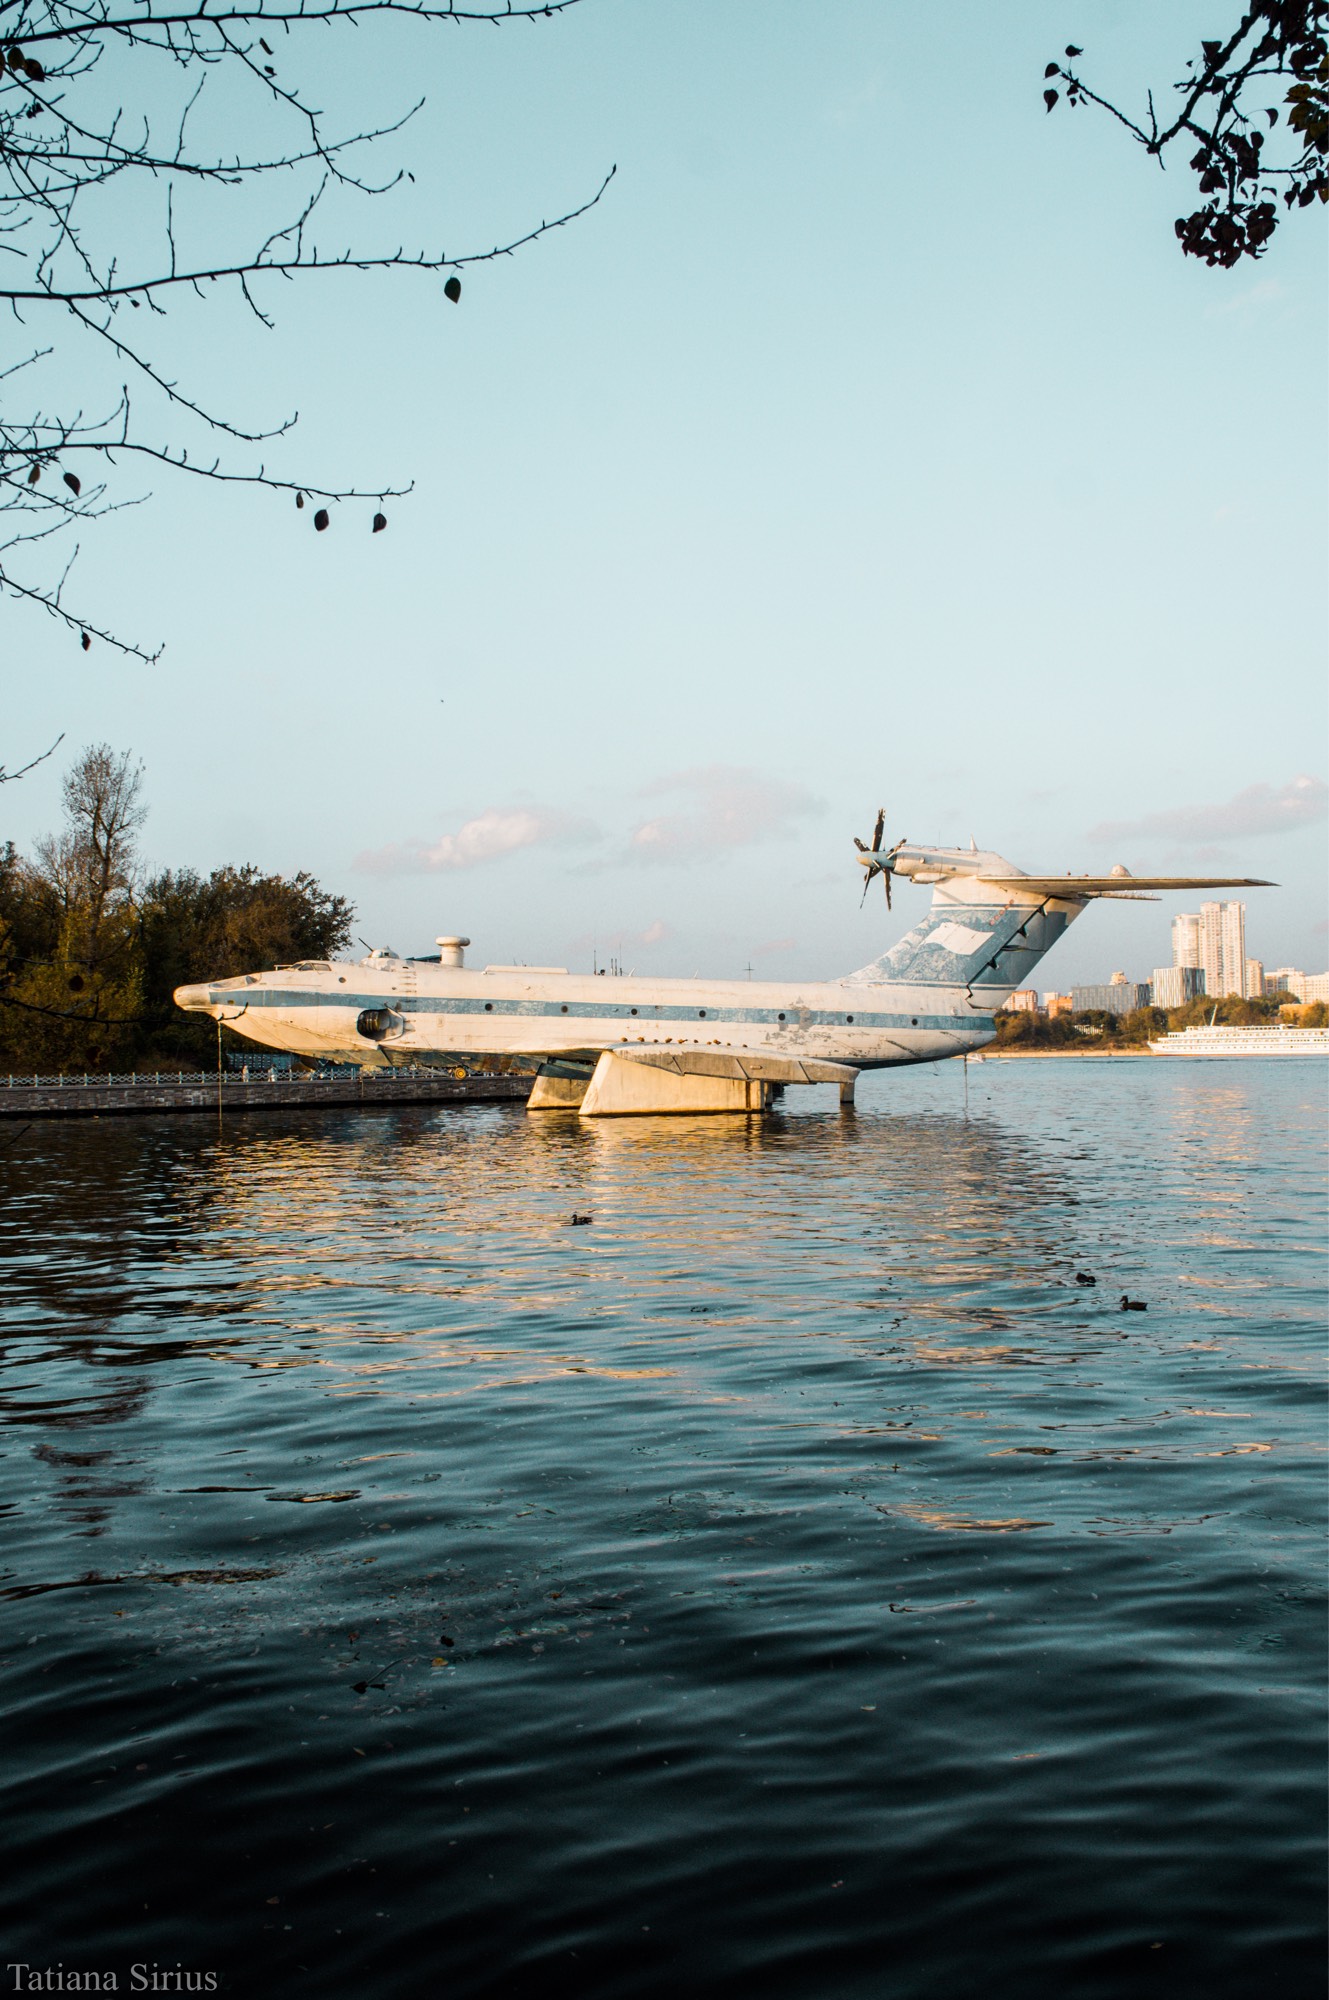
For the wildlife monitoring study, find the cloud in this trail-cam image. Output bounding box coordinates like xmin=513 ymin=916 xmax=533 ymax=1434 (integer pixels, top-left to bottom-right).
xmin=356 ymin=805 xmax=598 ymax=875
xmin=1088 ymin=775 xmax=1327 ymax=848
xmin=569 ymin=918 xmax=674 ymax=956
xmin=628 ymin=766 xmax=820 ymax=863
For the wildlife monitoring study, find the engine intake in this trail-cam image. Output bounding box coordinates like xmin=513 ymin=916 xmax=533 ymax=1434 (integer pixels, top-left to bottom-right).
xmin=356 ymin=1007 xmax=400 ymax=1042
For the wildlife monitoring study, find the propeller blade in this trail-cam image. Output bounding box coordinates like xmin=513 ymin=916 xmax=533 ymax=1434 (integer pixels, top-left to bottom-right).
xmin=859 ymin=867 xmax=875 ymax=908
xmin=853 ymin=836 xmax=868 ymax=853
xmin=871 ymin=807 xmax=885 ymax=853
xmin=884 ymin=870 xmax=892 ymax=912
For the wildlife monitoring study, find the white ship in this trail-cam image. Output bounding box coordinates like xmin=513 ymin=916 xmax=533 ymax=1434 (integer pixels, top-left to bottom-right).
xmin=1148 ymin=1023 xmax=1329 ymax=1058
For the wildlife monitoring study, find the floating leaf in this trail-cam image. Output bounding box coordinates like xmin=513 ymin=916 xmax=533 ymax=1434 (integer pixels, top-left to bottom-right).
xmin=1044 ymin=87 xmax=1059 ymax=112
xmin=444 ymin=275 xmax=462 ymax=304
xmin=372 ymin=512 xmax=386 ymax=533
xmin=63 ymin=471 xmax=81 ymax=496
xmin=314 ymin=508 xmax=330 ymax=531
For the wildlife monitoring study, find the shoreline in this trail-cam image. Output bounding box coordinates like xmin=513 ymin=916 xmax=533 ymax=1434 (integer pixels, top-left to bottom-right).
xmin=980 ymin=1047 xmax=1152 ymax=1060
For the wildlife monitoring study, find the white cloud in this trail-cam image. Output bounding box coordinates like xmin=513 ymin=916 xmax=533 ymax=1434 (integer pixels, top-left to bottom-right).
xmin=1088 ymin=775 xmax=1327 ymax=849
xmin=628 ymin=765 xmax=820 ymax=863
xmin=356 ymin=805 xmax=598 ymax=875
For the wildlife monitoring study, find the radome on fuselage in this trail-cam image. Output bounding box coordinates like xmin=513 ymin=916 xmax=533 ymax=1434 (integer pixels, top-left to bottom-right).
xmin=174 ymin=835 xmax=1272 ymax=1116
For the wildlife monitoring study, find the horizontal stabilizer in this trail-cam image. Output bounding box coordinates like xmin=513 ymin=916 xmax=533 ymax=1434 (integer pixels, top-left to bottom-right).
xmin=609 ymin=1045 xmax=856 ymax=1085
xmin=976 ymin=875 xmax=1275 ymax=897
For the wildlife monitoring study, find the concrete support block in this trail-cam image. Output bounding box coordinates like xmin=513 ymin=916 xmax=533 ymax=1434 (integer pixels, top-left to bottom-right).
xmin=839 ymin=1074 xmax=857 ymax=1107
xmin=526 ymin=1069 xmax=591 ymax=1111
xmin=579 ymin=1052 xmax=769 ymax=1118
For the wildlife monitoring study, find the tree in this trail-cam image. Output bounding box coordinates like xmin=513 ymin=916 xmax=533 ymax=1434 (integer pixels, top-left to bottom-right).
xmin=0 ymin=0 xmax=611 ymax=661
xmin=1045 ymin=4 xmax=1328 ymax=266
xmin=36 ymin=741 xmax=145 ymax=975
xmin=0 ymin=742 xmax=354 ymax=1067
xmin=137 ymin=862 xmax=354 ymax=1061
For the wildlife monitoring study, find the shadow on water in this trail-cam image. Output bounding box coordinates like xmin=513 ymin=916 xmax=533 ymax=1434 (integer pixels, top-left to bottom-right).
xmin=0 ymin=1069 xmax=1324 ymax=1999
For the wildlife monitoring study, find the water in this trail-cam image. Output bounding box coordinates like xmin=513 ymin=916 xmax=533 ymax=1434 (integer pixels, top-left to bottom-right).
xmin=1 ymin=1059 xmax=1324 ymax=1999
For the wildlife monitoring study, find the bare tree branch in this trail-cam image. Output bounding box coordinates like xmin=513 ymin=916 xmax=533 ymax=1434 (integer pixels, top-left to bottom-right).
xmin=0 ymin=730 xmax=64 ymax=782
xmin=0 ymin=0 xmax=612 ymax=658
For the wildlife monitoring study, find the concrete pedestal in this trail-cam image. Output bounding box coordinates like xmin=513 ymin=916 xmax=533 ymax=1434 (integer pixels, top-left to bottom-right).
xmin=526 ymin=1069 xmax=591 ymax=1111
xmin=579 ymin=1052 xmax=769 ymax=1117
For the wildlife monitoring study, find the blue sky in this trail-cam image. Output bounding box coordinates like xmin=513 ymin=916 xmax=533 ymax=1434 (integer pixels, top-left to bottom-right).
xmin=4 ymin=0 xmax=1326 ymax=986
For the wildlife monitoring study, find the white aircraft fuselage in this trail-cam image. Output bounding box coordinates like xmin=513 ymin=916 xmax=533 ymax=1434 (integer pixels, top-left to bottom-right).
xmin=174 ymin=843 xmax=1272 ymax=1115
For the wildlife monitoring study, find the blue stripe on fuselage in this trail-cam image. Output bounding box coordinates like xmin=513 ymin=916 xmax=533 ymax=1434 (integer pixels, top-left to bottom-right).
xmin=224 ymin=990 xmax=993 ymax=1033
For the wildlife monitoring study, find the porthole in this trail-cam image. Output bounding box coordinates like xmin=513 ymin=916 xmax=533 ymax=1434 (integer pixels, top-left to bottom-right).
xmin=630 ymin=1007 xmax=638 ymax=1016
xmin=699 ymin=1009 xmax=707 ymax=1018
xmin=778 ymin=1012 xmax=786 ymax=1022
xmin=484 ymin=1002 xmax=493 ymax=1012
xmin=561 ymin=1004 xmax=568 ymax=1014
xmin=338 ymin=976 xmax=346 ymax=985
xmin=846 ymin=1014 xmax=854 ymax=1024
xmin=911 ymin=1017 xmax=918 ymax=1026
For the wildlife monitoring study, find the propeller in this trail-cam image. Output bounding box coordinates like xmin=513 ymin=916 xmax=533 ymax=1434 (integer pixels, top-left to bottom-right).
xmin=853 ymin=807 xmax=907 ymax=910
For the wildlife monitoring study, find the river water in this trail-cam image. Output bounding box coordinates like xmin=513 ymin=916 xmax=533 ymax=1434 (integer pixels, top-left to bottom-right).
xmin=1 ymin=1059 xmax=1324 ymax=1999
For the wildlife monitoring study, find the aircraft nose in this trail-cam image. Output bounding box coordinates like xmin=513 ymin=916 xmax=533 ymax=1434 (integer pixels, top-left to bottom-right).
xmin=174 ymin=983 xmax=214 ymax=1013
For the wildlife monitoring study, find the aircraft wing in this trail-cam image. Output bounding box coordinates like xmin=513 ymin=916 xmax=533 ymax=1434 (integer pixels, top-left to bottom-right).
xmin=606 ymin=1046 xmax=857 ymax=1085
xmin=977 ymin=875 xmax=1275 ymax=897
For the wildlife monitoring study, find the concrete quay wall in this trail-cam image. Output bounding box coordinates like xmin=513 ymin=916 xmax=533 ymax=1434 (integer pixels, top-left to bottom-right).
xmin=0 ymin=1072 xmax=533 ymax=1119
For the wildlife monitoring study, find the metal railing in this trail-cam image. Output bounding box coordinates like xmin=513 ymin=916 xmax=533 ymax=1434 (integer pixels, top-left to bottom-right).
xmin=1 ymin=1066 xmax=466 ymax=1088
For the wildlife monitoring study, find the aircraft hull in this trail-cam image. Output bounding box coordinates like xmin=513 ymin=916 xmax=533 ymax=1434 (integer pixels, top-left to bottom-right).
xmin=177 ymin=965 xmax=996 ymax=1072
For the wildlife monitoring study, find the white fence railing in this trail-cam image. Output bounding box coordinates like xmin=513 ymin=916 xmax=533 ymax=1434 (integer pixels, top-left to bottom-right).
xmin=2 ymin=1067 xmax=455 ymax=1088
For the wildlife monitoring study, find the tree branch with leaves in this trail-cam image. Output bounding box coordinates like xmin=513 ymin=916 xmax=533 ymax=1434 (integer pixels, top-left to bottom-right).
xmin=1044 ymin=3 xmax=1328 ymax=266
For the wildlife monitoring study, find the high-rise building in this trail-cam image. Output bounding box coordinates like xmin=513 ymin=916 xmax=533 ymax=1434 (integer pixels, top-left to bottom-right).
xmin=1152 ymin=965 xmax=1205 ymax=1009
xmin=1199 ymin=900 xmax=1247 ymax=998
xmin=1172 ymin=912 xmax=1202 ymax=969
xmin=1000 ymin=989 xmax=1039 ymax=1014
xmin=1303 ymin=972 xmax=1329 ymax=1004
xmin=1266 ymin=967 xmax=1307 ymax=998
xmin=1245 ymin=958 xmax=1264 ymax=998
xmin=1071 ymin=982 xmax=1150 ymax=1016
xmin=1045 ymin=993 xmax=1074 ymax=1018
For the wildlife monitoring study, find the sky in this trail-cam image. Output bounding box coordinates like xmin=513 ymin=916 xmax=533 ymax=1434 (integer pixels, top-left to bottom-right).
xmin=3 ymin=0 xmax=1326 ymax=988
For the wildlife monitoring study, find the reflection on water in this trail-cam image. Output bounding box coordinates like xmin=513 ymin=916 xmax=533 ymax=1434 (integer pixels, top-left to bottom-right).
xmin=0 ymin=1062 xmax=1324 ymax=2000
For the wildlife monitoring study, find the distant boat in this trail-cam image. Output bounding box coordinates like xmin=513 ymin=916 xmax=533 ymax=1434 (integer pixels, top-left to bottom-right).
xmin=1148 ymin=1023 xmax=1329 ymax=1058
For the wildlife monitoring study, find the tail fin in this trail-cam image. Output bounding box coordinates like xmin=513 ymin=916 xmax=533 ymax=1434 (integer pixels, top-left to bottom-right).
xmin=843 ymin=841 xmax=1274 ymax=995
xmin=843 ymin=847 xmax=1081 ymax=994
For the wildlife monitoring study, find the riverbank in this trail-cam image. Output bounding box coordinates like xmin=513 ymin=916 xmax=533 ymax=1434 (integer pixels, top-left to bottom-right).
xmin=981 ymin=1046 xmax=1152 ymax=1060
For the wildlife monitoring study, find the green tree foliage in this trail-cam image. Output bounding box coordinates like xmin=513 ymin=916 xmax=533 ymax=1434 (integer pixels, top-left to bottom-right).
xmin=0 ymin=745 xmax=353 ymax=1071
xmin=138 ymin=865 xmax=354 ymax=1064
